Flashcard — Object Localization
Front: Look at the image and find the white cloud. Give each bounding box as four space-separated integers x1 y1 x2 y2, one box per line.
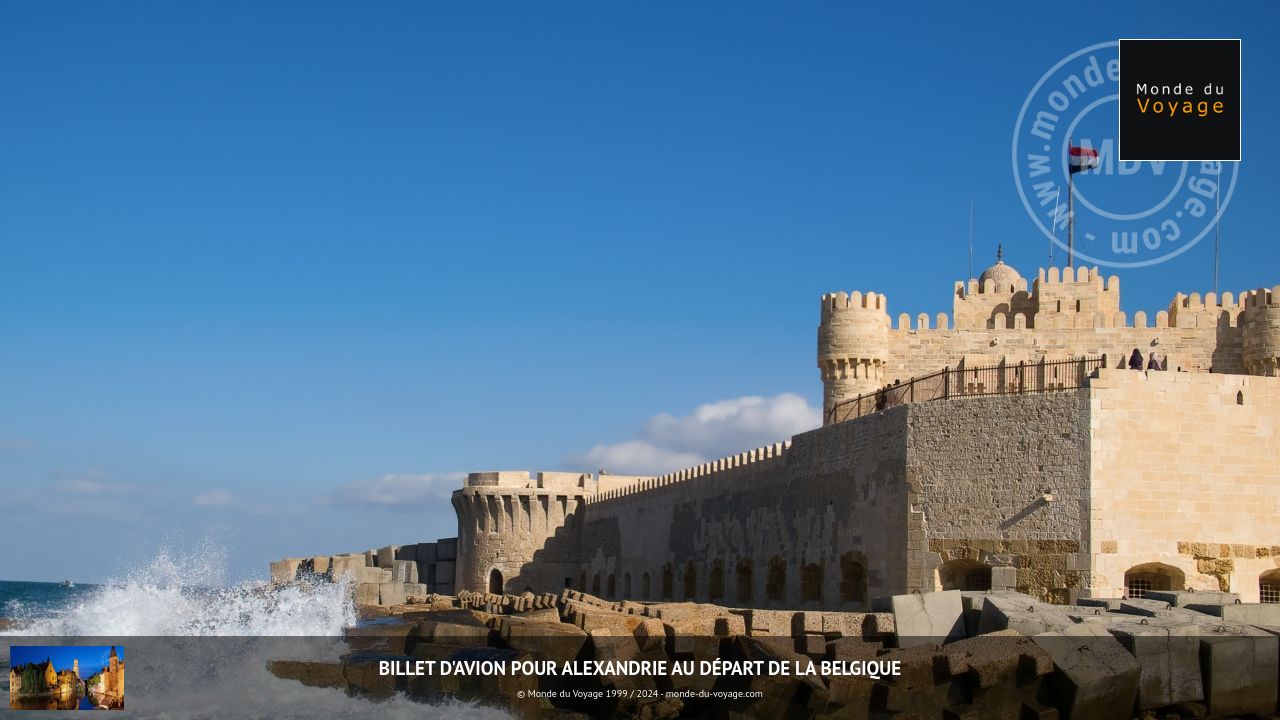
55 470 136 496
328 472 465 511
194 490 233 507
566 393 821 476
569 441 705 477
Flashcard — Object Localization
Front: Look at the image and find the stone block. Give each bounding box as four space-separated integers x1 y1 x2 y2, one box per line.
1031 633 1141 720
889 590 964 648
392 559 418 584
714 635 829 715
394 545 417 562
1199 630 1279 717
310 556 331 575
270 559 301 583
344 620 420 655
990 566 1017 590
425 621 497 647
355 582 379 606
357 566 385 584
436 537 458 561
435 560 456 584
634 618 666 652
743 609 795 636
378 581 407 607
978 594 1075 636
417 543 437 564
500 617 588 664
376 545 399 568
330 555 365 581
1211 603 1280 626
1143 590 1238 609
1107 621 1203 710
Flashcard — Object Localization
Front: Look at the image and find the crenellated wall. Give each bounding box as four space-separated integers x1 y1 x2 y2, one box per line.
819 264 1280 424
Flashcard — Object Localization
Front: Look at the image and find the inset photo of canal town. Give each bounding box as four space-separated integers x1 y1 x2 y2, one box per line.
8 645 124 711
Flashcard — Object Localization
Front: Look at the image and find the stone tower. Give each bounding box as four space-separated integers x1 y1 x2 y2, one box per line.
1242 287 1280 376
452 471 595 595
816 290 890 420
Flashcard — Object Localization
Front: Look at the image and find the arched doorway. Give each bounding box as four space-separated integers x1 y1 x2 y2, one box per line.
661 564 674 600
624 572 632 598
683 561 697 600
1261 569 1280 604
735 558 754 604
488 568 504 595
606 574 616 598
801 562 823 603
641 572 652 600
840 552 867 605
939 559 992 591
1123 562 1184 598
709 560 725 601
766 556 786 603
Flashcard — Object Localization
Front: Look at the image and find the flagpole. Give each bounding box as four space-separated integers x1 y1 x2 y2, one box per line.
1050 187 1060 267
1067 137 1074 269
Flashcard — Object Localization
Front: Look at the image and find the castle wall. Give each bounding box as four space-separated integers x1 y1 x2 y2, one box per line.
1086 369 1280 601
904 391 1092 602
578 414 910 610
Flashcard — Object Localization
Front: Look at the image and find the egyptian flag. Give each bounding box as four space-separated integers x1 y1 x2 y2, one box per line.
1069 145 1099 174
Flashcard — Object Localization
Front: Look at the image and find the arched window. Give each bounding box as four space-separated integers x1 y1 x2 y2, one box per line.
661 564 674 600
1123 562 1185 598
683 561 697 601
1237 390 1245 405
735 558 754 604
766 556 786 603
939 559 992 591
840 552 867 605
488 568 504 595
801 562 823 603
1261 569 1280 604
624 572 632 598
591 573 601 597
641 572 651 600
709 560 724 601
606 574 616 598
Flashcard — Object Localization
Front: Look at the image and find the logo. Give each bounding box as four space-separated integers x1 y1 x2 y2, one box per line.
1012 41 1238 268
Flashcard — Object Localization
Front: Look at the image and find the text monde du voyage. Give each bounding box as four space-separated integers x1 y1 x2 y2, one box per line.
1134 83 1228 118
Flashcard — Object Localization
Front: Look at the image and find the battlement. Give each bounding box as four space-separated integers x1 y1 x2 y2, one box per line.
821 290 888 316
463 470 641 494
581 440 792 506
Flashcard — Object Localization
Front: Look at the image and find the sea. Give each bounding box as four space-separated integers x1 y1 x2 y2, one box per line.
0 550 510 719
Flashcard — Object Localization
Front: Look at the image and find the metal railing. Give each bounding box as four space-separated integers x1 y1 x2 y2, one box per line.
826 355 1107 425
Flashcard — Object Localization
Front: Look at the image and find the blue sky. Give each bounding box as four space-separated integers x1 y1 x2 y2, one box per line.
10 645 122 677
2 2 1276 583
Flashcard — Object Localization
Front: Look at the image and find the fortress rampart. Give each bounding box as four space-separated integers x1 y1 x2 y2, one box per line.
445 262 1280 609
818 261 1280 420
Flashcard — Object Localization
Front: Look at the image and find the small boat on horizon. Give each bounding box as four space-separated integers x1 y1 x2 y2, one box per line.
61 580 74 587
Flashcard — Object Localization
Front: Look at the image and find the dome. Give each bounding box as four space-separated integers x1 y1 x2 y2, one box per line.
978 246 1022 289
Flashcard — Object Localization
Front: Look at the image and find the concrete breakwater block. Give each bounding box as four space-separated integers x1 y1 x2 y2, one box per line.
884 590 964 648
1198 629 1279 717
1032 632 1140 720
392 559 418 584
1142 589 1238 609
1107 620 1203 710
977 593 1076 636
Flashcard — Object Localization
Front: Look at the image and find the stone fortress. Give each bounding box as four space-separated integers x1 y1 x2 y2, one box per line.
277 256 1280 612
446 255 1280 610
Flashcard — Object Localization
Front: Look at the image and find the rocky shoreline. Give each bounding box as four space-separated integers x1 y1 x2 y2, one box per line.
267 586 1280 719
